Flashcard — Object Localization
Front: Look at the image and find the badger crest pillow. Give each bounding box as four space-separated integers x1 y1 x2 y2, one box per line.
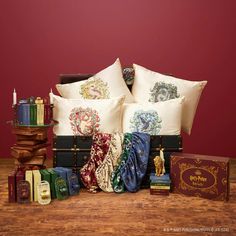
132 64 207 134
56 58 134 103
52 94 125 136
122 97 185 135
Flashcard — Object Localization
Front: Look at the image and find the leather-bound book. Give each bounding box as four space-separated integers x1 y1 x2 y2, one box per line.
12 142 50 152
12 126 47 136
14 155 46 166
15 131 47 141
11 148 32 161
34 148 47 156
16 140 43 146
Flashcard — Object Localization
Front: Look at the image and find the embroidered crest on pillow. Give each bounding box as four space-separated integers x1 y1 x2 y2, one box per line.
122 97 184 135
53 94 124 136
129 110 162 135
56 58 134 103
132 64 207 134
149 82 180 102
79 77 110 99
69 107 100 135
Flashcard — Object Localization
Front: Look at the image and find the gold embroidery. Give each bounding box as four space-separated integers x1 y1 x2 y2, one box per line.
178 163 219 195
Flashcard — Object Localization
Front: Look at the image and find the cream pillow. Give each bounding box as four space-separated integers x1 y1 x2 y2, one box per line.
122 97 185 135
132 64 207 134
56 58 134 103
52 94 125 136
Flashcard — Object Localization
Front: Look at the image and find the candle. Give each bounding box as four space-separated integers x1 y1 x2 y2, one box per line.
13 88 17 105
160 148 164 161
49 88 53 104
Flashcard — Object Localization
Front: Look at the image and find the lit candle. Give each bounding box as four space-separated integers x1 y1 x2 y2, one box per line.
49 88 53 104
13 88 17 105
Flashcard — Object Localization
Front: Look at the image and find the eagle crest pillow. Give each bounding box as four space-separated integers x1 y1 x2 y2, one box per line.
132 64 207 134
52 94 125 136
122 97 185 135
56 58 134 103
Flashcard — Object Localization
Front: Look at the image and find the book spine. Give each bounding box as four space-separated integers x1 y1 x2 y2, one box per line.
150 185 170 190
47 169 58 199
44 104 52 125
150 189 170 195
150 179 171 184
22 104 30 125
150 182 171 186
33 170 41 202
25 170 33 202
8 171 16 203
40 170 51 185
17 104 24 125
30 104 37 125
16 170 25 202
36 104 44 125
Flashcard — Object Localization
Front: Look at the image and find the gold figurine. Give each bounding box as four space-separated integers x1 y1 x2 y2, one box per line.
154 149 166 176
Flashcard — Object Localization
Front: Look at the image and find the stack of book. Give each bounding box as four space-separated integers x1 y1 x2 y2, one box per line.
11 126 50 166
149 173 171 196
16 97 52 126
8 167 80 203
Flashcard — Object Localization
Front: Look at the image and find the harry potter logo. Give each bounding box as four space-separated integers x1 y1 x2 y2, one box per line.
181 167 216 189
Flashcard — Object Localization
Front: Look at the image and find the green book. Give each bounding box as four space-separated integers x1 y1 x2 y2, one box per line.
40 169 51 184
28 97 37 125
30 104 37 125
150 182 171 187
47 168 58 199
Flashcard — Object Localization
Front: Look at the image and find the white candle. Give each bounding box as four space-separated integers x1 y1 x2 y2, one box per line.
160 149 164 161
49 88 53 104
13 88 17 105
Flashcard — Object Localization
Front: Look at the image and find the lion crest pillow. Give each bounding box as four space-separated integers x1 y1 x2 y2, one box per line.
122 97 185 135
132 64 207 134
52 94 125 136
56 58 134 103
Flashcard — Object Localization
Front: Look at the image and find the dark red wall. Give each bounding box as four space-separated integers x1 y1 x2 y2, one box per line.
1 0 236 158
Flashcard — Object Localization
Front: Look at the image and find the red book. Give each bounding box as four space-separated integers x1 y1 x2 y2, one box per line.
44 104 52 125
150 189 170 196
8 170 17 203
16 170 25 202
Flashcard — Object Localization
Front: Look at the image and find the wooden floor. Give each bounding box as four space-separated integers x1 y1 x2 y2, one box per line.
0 158 236 236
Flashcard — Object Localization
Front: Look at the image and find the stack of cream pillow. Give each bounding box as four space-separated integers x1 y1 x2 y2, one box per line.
53 58 207 136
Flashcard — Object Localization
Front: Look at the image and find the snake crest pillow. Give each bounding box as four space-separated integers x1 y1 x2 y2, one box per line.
122 97 184 135
56 58 134 103
52 94 125 136
132 64 207 134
